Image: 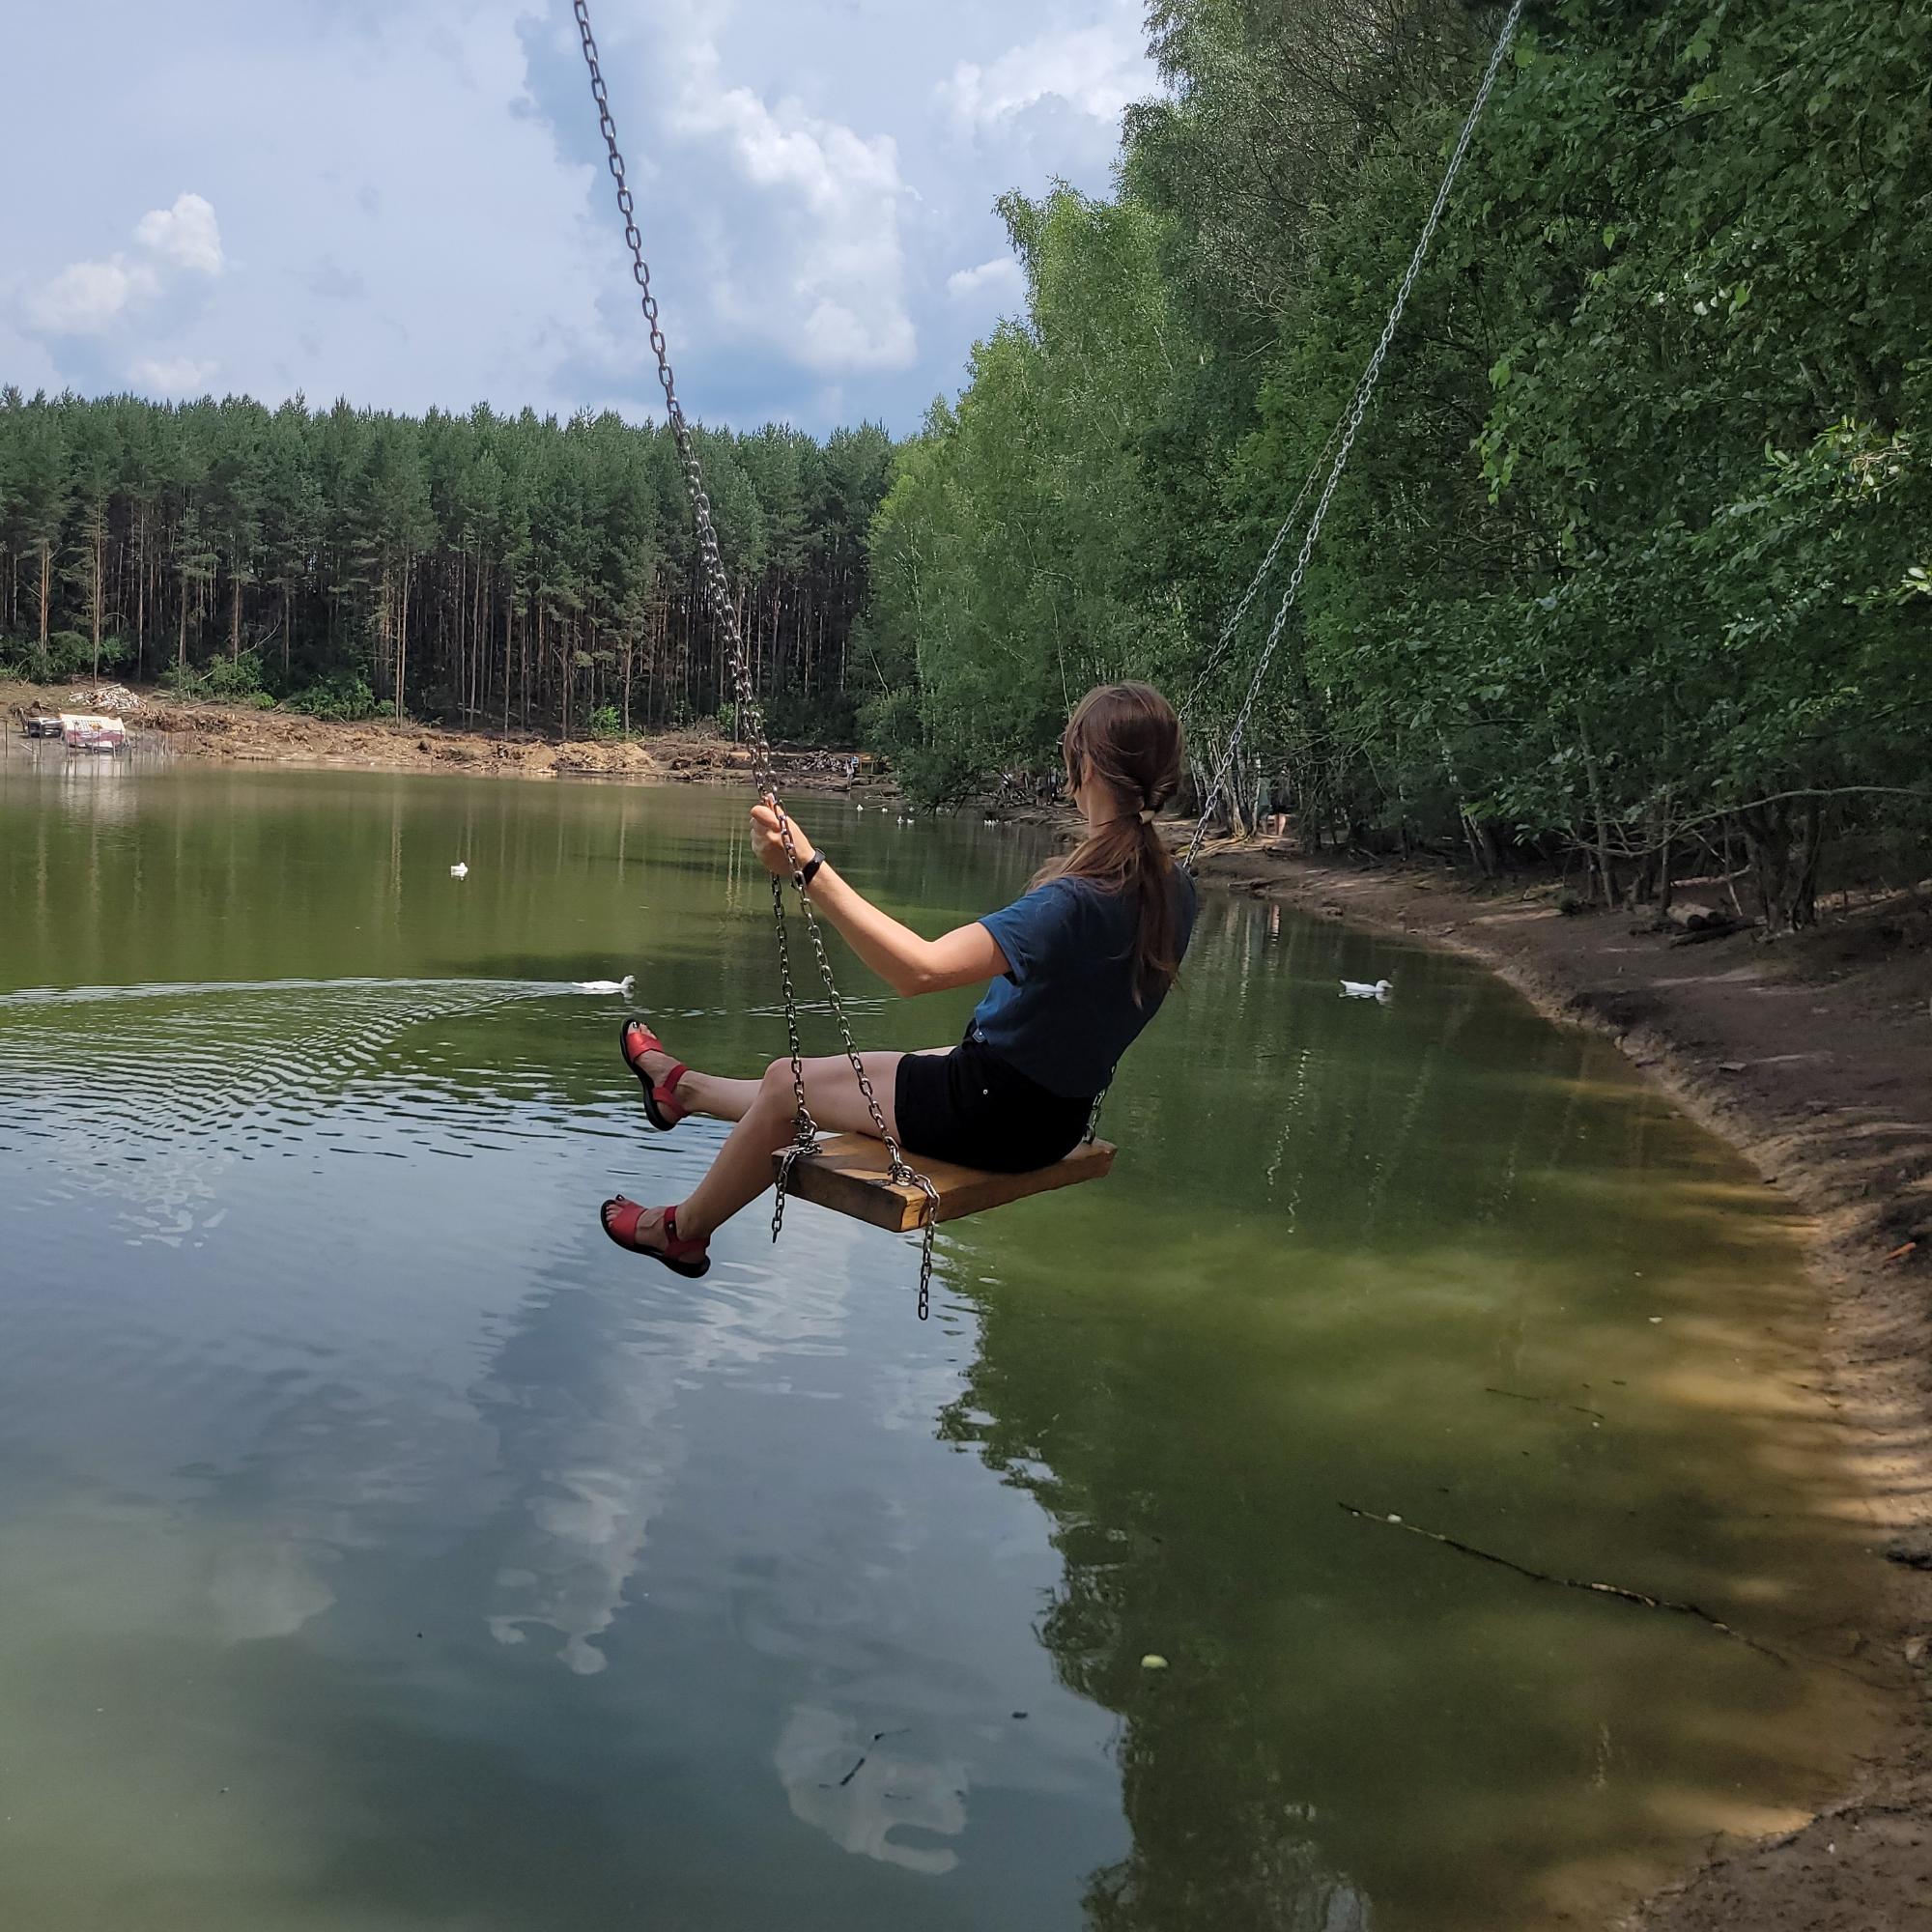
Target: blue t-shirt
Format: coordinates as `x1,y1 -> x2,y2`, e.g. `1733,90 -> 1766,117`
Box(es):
970,871 -> 1197,1098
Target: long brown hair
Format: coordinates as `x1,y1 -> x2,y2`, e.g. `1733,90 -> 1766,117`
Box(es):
1033,682 -> 1185,1004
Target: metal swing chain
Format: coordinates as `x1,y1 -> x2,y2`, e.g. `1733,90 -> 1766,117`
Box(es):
572,1 -> 941,1318
1183,0 -> 1525,872
1175,422 -> 1340,735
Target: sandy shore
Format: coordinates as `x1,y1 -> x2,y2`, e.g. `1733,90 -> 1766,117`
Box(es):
8,681 -> 1927,1923
0,678 -> 871,792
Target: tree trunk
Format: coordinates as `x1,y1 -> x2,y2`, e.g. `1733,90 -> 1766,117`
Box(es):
453,552 -> 466,721
1575,710 -> 1616,907
536,603 -> 548,738
471,557 -> 485,718
92,525 -> 104,679
37,540 -> 51,664
378,560 -> 393,700
1791,799 -> 1824,929
395,558 -> 412,724
1738,801 -> 1827,935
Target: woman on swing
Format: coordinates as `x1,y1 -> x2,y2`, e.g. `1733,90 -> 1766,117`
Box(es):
601,682 -> 1196,1277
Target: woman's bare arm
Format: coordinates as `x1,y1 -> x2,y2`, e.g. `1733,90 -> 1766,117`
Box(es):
750,803 -> 1009,997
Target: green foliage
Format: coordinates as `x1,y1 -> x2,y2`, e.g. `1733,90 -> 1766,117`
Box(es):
163,649 -> 269,702
866,188 -> 1192,793
762,681 -> 857,749
894,740 -> 989,811
0,628 -> 130,681
209,650 -> 268,698
46,631 -> 92,679
588,703 -> 625,740
285,668 -> 380,721
862,0 -> 1931,916
854,683 -> 922,768
0,390 -> 896,744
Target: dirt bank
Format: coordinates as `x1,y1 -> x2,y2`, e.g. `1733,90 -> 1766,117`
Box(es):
0,678 -> 872,792
1183,835 -> 1932,1932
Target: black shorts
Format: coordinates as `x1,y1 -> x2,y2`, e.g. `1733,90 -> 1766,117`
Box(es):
895,1037 -> 1094,1173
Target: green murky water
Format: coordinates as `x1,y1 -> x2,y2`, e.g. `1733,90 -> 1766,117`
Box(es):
0,751 -> 1889,1930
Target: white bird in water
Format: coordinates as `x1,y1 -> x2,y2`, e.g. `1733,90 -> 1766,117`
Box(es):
574,974 -> 636,997
449,862 -> 469,878
1341,978 -> 1393,1001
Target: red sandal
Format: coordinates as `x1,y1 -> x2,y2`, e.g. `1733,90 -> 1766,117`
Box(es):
600,1197 -> 711,1278
619,1016 -> 689,1131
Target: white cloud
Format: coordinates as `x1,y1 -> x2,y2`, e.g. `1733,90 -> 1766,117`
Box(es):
946,256 -> 1026,303
131,355 -> 219,395
668,26 -> 916,375
29,258 -> 157,335
940,7 -> 1149,132
135,191 -> 225,276
25,191 -> 223,338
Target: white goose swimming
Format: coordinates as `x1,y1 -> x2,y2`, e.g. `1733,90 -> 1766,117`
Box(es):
1341,978 -> 1394,1001
449,862 -> 469,878
574,974 -> 636,997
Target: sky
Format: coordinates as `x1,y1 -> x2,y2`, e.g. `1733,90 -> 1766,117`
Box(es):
0,0 -> 1155,437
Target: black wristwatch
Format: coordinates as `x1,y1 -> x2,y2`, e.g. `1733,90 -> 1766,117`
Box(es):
796,853 -> 824,892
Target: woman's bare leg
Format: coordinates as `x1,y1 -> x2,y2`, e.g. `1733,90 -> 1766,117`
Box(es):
632,1040 -> 945,1131
612,1024 -> 961,1255
671,1066 -> 762,1122
674,1051 -> 908,1240
611,1047 -> 959,1254
627,1038 -> 760,1122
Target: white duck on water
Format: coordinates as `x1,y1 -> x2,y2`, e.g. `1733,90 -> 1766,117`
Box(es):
449,861 -> 469,878
574,974 -> 637,997
1341,978 -> 1394,1001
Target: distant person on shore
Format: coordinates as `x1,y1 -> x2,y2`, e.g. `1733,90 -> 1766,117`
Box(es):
600,684 -> 1197,1275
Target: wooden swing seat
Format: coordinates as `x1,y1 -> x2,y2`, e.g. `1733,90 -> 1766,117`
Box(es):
776,1135 -> 1116,1233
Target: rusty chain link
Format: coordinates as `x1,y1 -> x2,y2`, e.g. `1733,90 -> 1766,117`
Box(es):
572,0 -> 938,1318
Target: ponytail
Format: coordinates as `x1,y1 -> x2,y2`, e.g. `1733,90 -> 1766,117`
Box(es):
1031,684 -> 1185,1005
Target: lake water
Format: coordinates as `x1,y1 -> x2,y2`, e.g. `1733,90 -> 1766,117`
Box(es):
0,752 -> 1891,1930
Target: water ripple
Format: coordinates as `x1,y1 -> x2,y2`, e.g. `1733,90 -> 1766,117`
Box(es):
0,977 -> 641,1243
